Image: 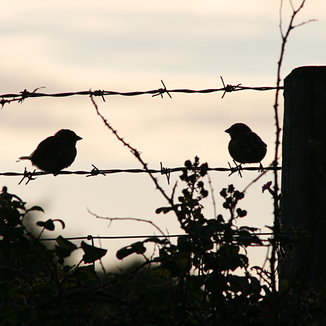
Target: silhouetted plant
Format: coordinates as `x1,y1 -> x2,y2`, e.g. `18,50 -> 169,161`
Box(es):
114,157 -> 264,325
0,186 -> 106,325
1,154 -> 326,325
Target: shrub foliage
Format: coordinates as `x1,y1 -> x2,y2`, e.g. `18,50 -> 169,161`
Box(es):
0,158 -> 325,325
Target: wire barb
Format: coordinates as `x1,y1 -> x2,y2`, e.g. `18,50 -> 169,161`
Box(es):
92,89 -> 106,102
18,168 -> 37,185
227,161 -> 243,177
86,164 -> 107,177
152,80 -> 172,99
18,87 -> 45,103
220,76 -> 241,99
0,98 -> 10,108
160,162 -> 171,184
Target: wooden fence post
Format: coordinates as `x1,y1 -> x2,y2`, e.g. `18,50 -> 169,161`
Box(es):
281,66 -> 326,286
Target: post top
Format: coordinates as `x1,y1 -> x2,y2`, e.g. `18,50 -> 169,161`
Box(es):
286,66 -> 326,80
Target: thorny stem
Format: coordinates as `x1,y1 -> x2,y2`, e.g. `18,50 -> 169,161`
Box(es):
90,95 -> 179,219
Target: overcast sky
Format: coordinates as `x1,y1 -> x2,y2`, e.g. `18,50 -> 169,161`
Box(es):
0,0 -> 325,268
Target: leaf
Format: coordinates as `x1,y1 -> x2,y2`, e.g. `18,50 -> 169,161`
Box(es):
177,235 -> 192,251
131,241 -> 146,254
239,226 -> 259,232
36,219 -> 55,231
55,245 -> 73,258
236,208 -> 247,217
220,244 -> 239,256
228,275 -> 251,295
184,160 -> 192,169
219,245 -> 248,271
116,241 -> 146,260
237,229 -> 262,246
249,276 -> 262,299
81,241 -> 107,264
55,236 -> 78,258
52,219 -> 65,229
56,236 -> 77,250
36,219 -> 65,231
69,265 -> 97,282
28,205 -> 44,213
143,237 -> 168,245
116,247 -> 135,260
154,255 -> 191,278
0,225 -> 24,241
155,206 -> 173,214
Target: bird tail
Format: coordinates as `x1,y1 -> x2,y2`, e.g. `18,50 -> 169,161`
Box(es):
17,156 -> 31,161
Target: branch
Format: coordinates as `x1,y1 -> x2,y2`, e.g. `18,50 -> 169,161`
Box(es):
88,209 -> 167,238
90,94 -> 179,219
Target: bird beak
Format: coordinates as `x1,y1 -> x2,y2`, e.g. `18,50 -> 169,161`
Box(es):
76,135 -> 82,140
225,128 -> 230,133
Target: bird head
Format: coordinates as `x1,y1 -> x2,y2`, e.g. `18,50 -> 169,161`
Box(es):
55,129 -> 82,142
225,123 -> 252,138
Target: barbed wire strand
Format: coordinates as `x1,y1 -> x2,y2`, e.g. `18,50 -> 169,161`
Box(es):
0,78 -> 283,107
0,165 -> 282,185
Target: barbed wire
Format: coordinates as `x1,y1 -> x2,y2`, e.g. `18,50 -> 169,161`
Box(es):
0,78 -> 283,107
0,164 -> 282,185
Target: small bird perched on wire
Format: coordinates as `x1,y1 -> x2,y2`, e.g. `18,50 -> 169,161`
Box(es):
18,129 -> 82,175
225,123 -> 267,172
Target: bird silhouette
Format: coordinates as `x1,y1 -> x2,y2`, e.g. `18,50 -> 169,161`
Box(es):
18,129 -> 82,175
225,123 -> 267,171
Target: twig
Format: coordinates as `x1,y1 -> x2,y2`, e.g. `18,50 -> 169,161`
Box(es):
90,94 -> 180,220
88,209 -> 167,238
206,172 -> 217,219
